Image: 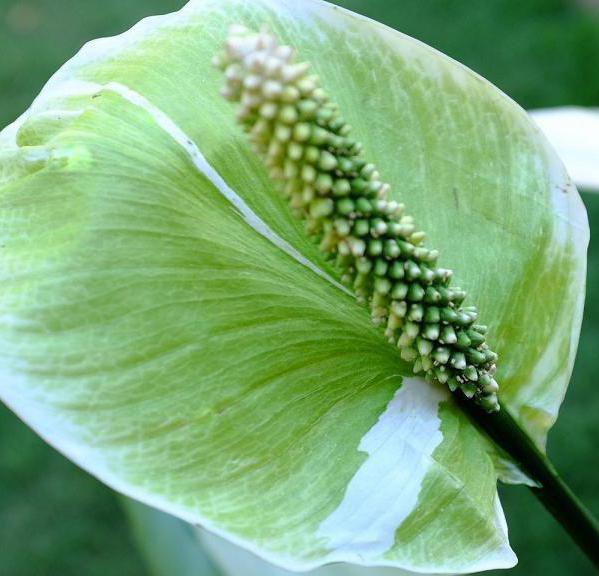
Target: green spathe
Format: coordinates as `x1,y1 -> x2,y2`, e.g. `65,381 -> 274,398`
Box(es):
0,0 -> 588,573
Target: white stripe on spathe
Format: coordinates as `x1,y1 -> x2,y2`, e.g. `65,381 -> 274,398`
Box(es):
0,77 -> 350,296
316,377 -> 515,570
198,521 -> 455,576
317,377 -> 445,560
102,81 -> 352,296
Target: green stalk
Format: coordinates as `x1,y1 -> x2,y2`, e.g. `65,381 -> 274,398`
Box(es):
455,392 -> 599,570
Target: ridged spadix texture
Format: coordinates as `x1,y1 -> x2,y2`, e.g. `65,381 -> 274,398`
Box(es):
215,26 -> 501,411
0,0 -> 588,574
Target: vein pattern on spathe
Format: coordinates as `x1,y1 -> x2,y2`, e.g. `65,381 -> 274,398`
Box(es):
102,81 -> 350,296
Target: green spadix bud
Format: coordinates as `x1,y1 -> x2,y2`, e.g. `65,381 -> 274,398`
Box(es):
215,26 -> 500,411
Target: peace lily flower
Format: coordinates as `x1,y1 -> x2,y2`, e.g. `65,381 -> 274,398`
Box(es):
0,0 -> 589,574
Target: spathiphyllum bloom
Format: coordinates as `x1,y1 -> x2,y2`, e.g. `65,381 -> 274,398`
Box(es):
0,1 -> 589,575
214,26 -> 501,412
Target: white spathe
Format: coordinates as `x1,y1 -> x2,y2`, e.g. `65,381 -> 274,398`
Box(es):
529,107 -> 599,192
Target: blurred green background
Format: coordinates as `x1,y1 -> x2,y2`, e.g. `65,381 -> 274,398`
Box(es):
0,0 -> 598,574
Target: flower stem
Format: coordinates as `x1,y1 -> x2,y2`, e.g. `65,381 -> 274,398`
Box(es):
454,391 -> 599,569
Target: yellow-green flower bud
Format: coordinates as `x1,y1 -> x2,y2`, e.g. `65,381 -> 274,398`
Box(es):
215,26 -> 500,412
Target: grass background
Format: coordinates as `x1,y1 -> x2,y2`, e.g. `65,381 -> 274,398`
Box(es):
0,0 -> 598,574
